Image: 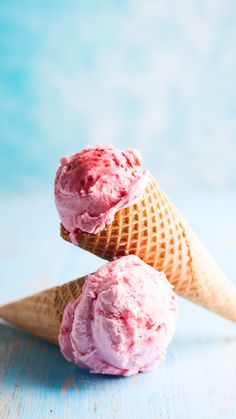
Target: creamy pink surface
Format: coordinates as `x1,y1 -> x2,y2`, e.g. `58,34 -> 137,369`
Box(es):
54,145 -> 149,243
59,255 -> 177,376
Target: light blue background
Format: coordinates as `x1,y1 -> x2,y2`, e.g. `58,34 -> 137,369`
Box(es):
1,0 -> 236,192
1,3 -> 236,418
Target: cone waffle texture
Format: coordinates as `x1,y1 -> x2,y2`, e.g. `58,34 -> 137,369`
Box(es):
61,175 -> 236,322
0,277 -> 85,344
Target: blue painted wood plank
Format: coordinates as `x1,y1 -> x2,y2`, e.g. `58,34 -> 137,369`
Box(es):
1,192 -> 236,419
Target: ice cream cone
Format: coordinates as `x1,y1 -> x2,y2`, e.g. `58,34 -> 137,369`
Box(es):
61,175 -> 236,322
0,277 -> 86,344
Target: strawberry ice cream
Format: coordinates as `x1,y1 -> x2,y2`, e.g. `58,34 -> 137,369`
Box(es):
59,255 -> 177,376
54,145 -> 149,243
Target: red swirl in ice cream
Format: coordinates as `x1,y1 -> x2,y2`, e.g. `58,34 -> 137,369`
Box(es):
59,255 -> 177,376
54,145 -> 149,243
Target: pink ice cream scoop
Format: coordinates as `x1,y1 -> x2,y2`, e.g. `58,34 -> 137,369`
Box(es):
59,255 -> 177,376
54,145 -> 149,243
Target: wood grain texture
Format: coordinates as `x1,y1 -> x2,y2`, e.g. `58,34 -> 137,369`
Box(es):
0,192 -> 236,419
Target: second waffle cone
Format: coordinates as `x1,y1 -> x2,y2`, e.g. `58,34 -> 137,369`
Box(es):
61,176 -> 236,322
0,277 -> 85,344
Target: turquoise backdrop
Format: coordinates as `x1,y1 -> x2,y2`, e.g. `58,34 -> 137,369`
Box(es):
1,0 -> 236,192
1,3 -> 236,419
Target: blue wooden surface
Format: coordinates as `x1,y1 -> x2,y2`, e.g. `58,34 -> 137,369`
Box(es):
1,191 -> 236,419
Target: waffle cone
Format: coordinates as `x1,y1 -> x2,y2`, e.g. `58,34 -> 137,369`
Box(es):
61,175 -> 236,322
0,277 -> 85,344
